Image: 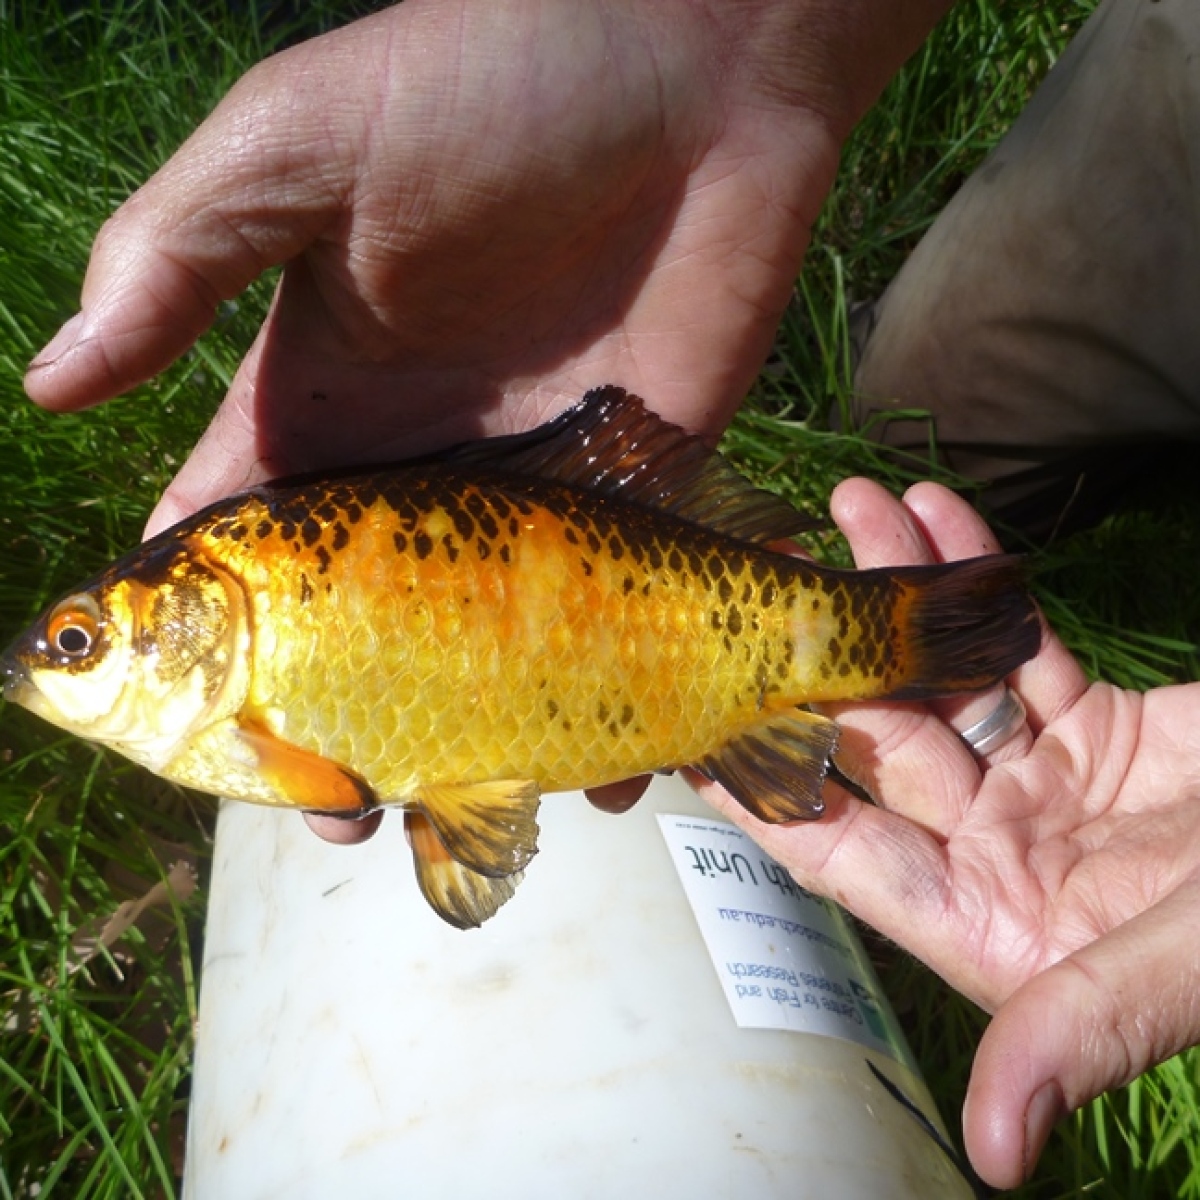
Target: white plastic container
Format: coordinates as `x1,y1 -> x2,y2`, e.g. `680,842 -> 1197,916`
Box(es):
184,774 -> 973,1199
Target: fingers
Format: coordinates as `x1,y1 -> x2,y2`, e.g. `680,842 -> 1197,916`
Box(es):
828,478 -> 1032,828
829,476 -> 939,566
883,475 -> 1032,776
963,875 -> 1200,1189
303,810 -> 384,845
901,481 -> 1089,732
24,40 -> 355,413
586,775 -> 653,814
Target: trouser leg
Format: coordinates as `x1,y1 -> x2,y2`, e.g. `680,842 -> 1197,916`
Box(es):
853,0 -> 1200,511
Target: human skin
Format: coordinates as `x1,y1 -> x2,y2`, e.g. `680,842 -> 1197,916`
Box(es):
25,0 -> 952,531
701,477 -> 1200,1189
29,1 -> 1198,1190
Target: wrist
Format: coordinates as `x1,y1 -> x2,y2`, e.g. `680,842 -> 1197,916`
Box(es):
668,0 -> 956,137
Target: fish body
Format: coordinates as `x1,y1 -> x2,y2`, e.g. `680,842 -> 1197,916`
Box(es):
2,389 -> 1040,926
162,473 -> 898,799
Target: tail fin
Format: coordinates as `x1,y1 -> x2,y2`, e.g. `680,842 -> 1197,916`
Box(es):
881,555 -> 1040,700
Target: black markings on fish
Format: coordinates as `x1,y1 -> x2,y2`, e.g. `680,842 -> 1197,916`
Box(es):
452,508 -> 474,540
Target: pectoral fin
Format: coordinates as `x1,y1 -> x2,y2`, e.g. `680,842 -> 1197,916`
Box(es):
413,779 -> 541,878
695,708 -> 839,823
236,717 -> 377,815
405,811 -> 522,929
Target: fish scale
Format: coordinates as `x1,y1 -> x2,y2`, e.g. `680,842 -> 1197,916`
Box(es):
2,388 -> 1040,927
207,471 -> 837,798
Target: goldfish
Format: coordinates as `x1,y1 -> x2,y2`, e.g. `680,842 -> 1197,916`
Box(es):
1,388 -> 1039,927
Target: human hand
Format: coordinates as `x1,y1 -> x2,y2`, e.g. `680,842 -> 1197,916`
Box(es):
695,476 -> 1200,1190
22,0 -> 951,847
25,0 -> 942,536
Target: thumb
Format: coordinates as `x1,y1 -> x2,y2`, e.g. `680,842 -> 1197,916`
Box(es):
963,876 -> 1200,1189
23,44 -> 354,412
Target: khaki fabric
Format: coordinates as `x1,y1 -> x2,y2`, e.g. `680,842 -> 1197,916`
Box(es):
853,0 -> 1200,488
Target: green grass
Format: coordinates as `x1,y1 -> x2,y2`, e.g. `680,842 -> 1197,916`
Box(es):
1,0 -> 1198,1196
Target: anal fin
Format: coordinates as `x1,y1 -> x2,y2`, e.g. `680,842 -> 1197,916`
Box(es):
696,708 -> 839,823
413,779 -> 541,878
236,717 -> 377,815
405,811 -> 522,929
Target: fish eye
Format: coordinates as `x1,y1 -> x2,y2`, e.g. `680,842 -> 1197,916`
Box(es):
44,595 -> 103,660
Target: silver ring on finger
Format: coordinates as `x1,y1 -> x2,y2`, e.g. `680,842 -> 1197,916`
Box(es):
960,687 -> 1026,757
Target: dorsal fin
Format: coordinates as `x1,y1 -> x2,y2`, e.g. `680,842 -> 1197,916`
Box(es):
447,386 -> 815,546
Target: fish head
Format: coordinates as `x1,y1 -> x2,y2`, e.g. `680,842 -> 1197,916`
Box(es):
2,546 -> 248,770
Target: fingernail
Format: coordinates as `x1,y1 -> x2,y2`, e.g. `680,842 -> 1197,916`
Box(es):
29,312 -> 85,369
1023,1079 -> 1064,1181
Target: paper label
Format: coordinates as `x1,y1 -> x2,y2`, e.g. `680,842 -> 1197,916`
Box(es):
658,814 -> 911,1065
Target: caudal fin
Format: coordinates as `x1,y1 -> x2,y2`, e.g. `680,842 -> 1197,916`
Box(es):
880,555 -> 1040,700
